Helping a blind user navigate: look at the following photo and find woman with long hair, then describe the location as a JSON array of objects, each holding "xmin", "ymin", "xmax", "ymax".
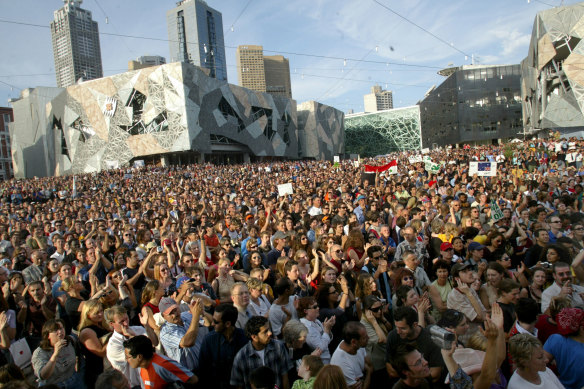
[
  {"xmin": 140, "ymin": 280, "xmax": 164, "ymax": 332},
  {"xmin": 212, "ymin": 258, "xmax": 249, "ymax": 303},
  {"xmin": 43, "ymin": 258, "xmax": 60, "ymax": 285},
  {"xmin": 479, "ymin": 262, "xmax": 508, "ymax": 310},
  {"xmin": 153, "ymin": 261, "xmax": 176, "ymax": 297},
  {"xmin": 354, "ymin": 273, "xmax": 382, "ymax": 319},
  {"xmin": 360, "ymin": 295, "xmax": 391, "ymax": 388},
  {"xmin": 313, "ymin": 365, "xmax": 348, "ymax": 389},
  {"xmin": 395, "ymin": 285, "xmax": 433, "ymax": 327},
  {"xmin": 31, "ymin": 319, "xmax": 82, "ymax": 388},
  {"xmin": 521, "ymin": 267, "xmax": 547, "ymax": 309},
  {"xmin": 60, "ymin": 275, "xmax": 86, "ymax": 332},
  {"xmin": 78, "ymin": 300, "xmax": 110, "ymax": 389},
  {"xmin": 343, "ymin": 229, "xmax": 367, "ymax": 271}
]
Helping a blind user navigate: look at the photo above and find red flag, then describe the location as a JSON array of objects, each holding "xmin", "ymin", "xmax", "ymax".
[{"xmin": 364, "ymin": 160, "xmax": 397, "ymax": 173}]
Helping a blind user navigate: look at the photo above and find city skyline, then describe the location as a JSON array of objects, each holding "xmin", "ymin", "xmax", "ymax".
[{"xmin": 0, "ymin": 0, "xmax": 577, "ymax": 112}]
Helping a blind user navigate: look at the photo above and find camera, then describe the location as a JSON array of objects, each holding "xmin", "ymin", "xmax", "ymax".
[
  {"xmin": 157, "ymin": 246, "xmax": 163, "ymax": 253},
  {"xmin": 428, "ymin": 325, "xmax": 456, "ymax": 350}
]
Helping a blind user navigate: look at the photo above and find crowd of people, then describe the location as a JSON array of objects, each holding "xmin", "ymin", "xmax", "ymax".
[{"xmin": 0, "ymin": 134, "xmax": 583, "ymax": 389}]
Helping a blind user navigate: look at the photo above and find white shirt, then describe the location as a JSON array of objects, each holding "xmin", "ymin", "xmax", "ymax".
[
  {"xmin": 541, "ymin": 282, "xmax": 584, "ymax": 313},
  {"xmin": 300, "ymin": 318, "xmax": 332, "ymax": 364},
  {"xmin": 106, "ymin": 327, "xmax": 147, "ymax": 389},
  {"xmin": 508, "ymin": 367, "xmax": 564, "ymax": 389},
  {"xmin": 330, "ymin": 344, "xmax": 366, "ymax": 386}
]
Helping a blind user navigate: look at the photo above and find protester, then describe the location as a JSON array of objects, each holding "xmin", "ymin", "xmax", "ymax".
[{"xmin": 3, "ymin": 137, "xmax": 584, "ymax": 389}]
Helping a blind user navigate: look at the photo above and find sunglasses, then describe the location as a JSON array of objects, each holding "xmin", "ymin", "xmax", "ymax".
[
  {"xmin": 369, "ymin": 305, "xmax": 382, "ymax": 313},
  {"xmin": 403, "ymin": 276, "xmax": 414, "ymax": 281}
]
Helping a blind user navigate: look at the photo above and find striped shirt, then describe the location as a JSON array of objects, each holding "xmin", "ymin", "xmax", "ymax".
[{"xmin": 230, "ymin": 339, "xmax": 292, "ymax": 389}]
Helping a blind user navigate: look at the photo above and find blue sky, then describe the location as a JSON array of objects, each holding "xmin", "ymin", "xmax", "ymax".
[{"xmin": 0, "ymin": 0, "xmax": 578, "ymax": 113}]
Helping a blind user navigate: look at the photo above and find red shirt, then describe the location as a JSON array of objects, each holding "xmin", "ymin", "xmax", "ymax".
[{"xmin": 140, "ymin": 354, "xmax": 192, "ymax": 389}]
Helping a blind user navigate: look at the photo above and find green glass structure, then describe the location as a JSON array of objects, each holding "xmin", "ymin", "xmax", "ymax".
[{"xmin": 345, "ymin": 106, "xmax": 421, "ymax": 156}]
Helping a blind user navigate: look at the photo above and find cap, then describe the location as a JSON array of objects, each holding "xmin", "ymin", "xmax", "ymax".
[
  {"xmin": 159, "ymin": 297, "xmax": 179, "ymax": 316},
  {"xmin": 272, "ymin": 231, "xmax": 288, "ymax": 240},
  {"xmin": 468, "ymin": 241, "xmax": 485, "ymax": 251},
  {"xmin": 451, "ymin": 262, "xmax": 472, "ymax": 277},
  {"xmin": 440, "ymin": 242, "xmax": 453, "ymax": 251},
  {"xmin": 354, "ymin": 194, "xmax": 366, "ymax": 204},
  {"xmin": 176, "ymin": 276, "xmax": 194, "ymax": 290},
  {"xmin": 421, "ymin": 197, "xmax": 431, "ymax": 203}
]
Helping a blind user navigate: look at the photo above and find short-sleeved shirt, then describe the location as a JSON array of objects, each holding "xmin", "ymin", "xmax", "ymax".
[
  {"xmin": 544, "ymin": 334, "xmax": 584, "ymax": 389},
  {"xmin": 159, "ymin": 311, "xmax": 208, "ymax": 371},
  {"xmin": 140, "ymin": 353, "xmax": 193, "ymax": 389},
  {"xmin": 330, "ymin": 343, "xmax": 367, "ymax": 386},
  {"xmin": 32, "ymin": 343, "xmax": 76, "ymax": 385}
]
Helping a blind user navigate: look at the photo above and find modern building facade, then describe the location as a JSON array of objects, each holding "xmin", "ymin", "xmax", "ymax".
[
  {"xmin": 10, "ymin": 63, "xmax": 343, "ymax": 177},
  {"xmin": 237, "ymin": 45, "xmax": 292, "ymax": 98},
  {"xmin": 9, "ymin": 87, "xmax": 64, "ymax": 178},
  {"xmin": 419, "ymin": 64, "xmax": 522, "ymax": 148},
  {"xmin": 297, "ymin": 101, "xmax": 344, "ymax": 160},
  {"xmin": 521, "ymin": 2, "xmax": 584, "ymax": 138},
  {"xmin": 0, "ymin": 107, "xmax": 13, "ymax": 180},
  {"xmin": 345, "ymin": 106, "xmax": 421, "ymax": 157},
  {"xmin": 50, "ymin": 0, "xmax": 103, "ymax": 88},
  {"xmin": 167, "ymin": 0, "xmax": 227, "ymax": 81},
  {"xmin": 364, "ymin": 85, "xmax": 393, "ymax": 112}
]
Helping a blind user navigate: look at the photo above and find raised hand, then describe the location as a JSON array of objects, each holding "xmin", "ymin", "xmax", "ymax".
[
  {"xmin": 138, "ymin": 312, "xmax": 149, "ymax": 327},
  {"xmin": 323, "ymin": 315, "xmax": 336, "ymax": 332},
  {"xmin": 0, "ymin": 312, "xmax": 8, "ymax": 330},
  {"xmin": 480, "ymin": 318, "xmax": 499, "ymax": 340},
  {"xmin": 311, "ymin": 347, "xmax": 323, "ymax": 357},
  {"xmin": 490, "ymin": 302, "xmax": 504, "ymax": 331},
  {"xmin": 364, "ymin": 310, "xmax": 376, "ymax": 323}
]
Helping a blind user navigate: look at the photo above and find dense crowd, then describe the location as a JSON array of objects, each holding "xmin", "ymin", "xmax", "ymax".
[{"xmin": 0, "ymin": 134, "xmax": 584, "ymax": 389}]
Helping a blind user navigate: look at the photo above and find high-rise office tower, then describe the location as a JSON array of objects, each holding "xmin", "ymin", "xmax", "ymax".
[
  {"xmin": 237, "ymin": 45, "xmax": 292, "ymax": 98},
  {"xmin": 364, "ymin": 85, "xmax": 393, "ymax": 112},
  {"xmin": 167, "ymin": 0, "xmax": 227, "ymax": 81},
  {"xmin": 50, "ymin": 0, "xmax": 103, "ymax": 88},
  {"xmin": 236, "ymin": 45, "xmax": 266, "ymax": 92}
]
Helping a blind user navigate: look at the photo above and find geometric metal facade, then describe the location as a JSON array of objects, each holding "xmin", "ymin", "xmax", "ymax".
[
  {"xmin": 297, "ymin": 101, "xmax": 344, "ymax": 160},
  {"xmin": 344, "ymin": 106, "xmax": 421, "ymax": 157},
  {"xmin": 521, "ymin": 2, "xmax": 584, "ymax": 136},
  {"xmin": 10, "ymin": 62, "xmax": 343, "ymax": 177}
]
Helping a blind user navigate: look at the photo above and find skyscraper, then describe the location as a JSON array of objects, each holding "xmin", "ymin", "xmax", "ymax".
[
  {"xmin": 236, "ymin": 45, "xmax": 266, "ymax": 92},
  {"xmin": 167, "ymin": 0, "xmax": 227, "ymax": 81},
  {"xmin": 364, "ymin": 85, "xmax": 393, "ymax": 112},
  {"xmin": 50, "ymin": 0, "xmax": 103, "ymax": 88},
  {"xmin": 237, "ymin": 45, "xmax": 292, "ymax": 98}
]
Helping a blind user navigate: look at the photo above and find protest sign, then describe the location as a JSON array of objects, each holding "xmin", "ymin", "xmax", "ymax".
[
  {"xmin": 277, "ymin": 183, "xmax": 293, "ymax": 197},
  {"xmin": 469, "ymin": 162, "xmax": 497, "ymax": 177}
]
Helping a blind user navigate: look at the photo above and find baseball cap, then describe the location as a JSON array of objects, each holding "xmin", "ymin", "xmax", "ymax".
[
  {"xmin": 272, "ymin": 231, "xmax": 287, "ymax": 240},
  {"xmin": 158, "ymin": 297, "xmax": 179, "ymax": 316},
  {"xmin": 440, "ymin": 242, "xmax": 453, "ymax": 251},
  {"xmin": 451, "ymin": 263, "xmax": 472, "ymax": 278},
  {"xmin": 468, "ymin": 241, "xmax": 485, "ymax": 251}
]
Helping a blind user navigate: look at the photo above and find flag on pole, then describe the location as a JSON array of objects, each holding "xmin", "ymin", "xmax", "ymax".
[
  {"xmin": 72, "ymin": 176, "xmax": 77, "ymax": 198},
  {"xmin": 364, "ymin": 160, "xmax": 397, "ymax": 174}
]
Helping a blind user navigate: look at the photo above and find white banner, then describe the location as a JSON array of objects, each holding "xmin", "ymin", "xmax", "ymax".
[
  {"xmin": 277, "ymin": 183, "xmax": 293, "ymax": 197},
  {"xmin": 408, "ymin": 155, "xmax": 423, "ymax": 163}
]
